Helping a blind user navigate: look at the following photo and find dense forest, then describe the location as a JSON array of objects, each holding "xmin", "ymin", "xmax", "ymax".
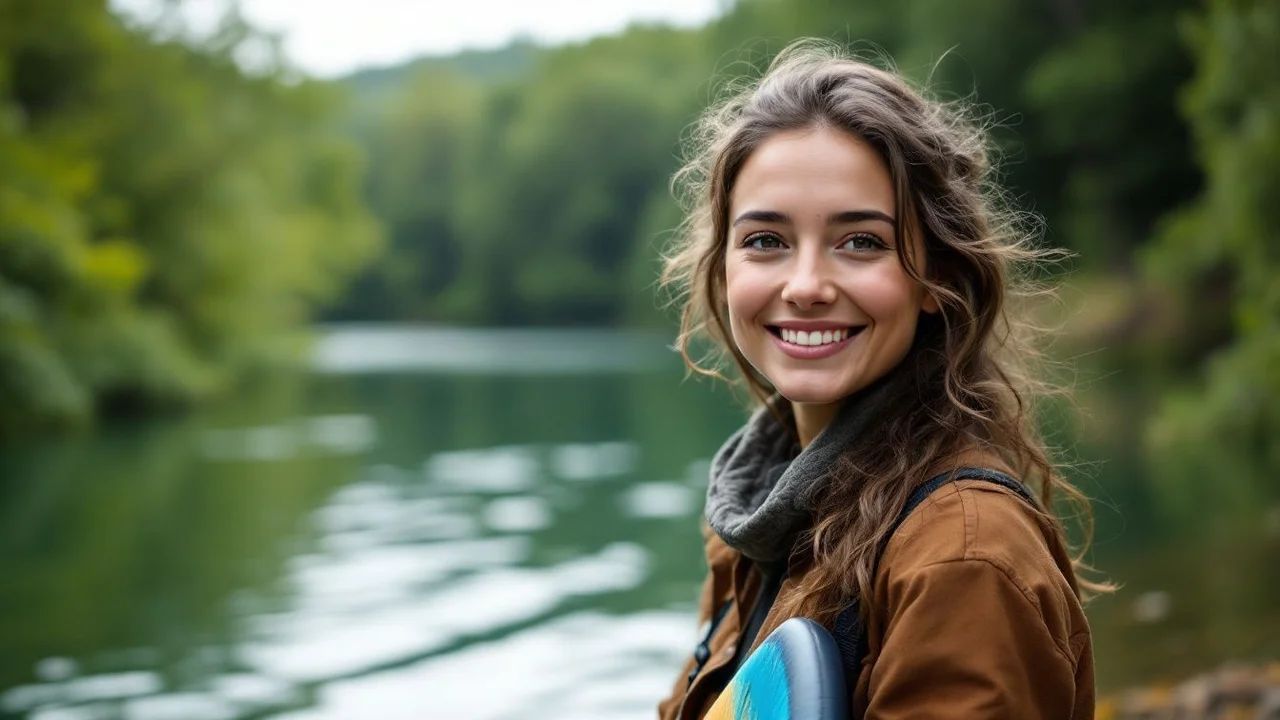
[
  {"xmin": 333, "ymin": 0, "xmax": 1204, "ymax": 326},
  {"xmin": 1, "ymin": 0, "xmax": 1276, "ymax": 486}
]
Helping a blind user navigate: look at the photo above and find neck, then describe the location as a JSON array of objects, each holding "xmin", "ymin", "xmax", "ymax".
[{"xmin": 793, "ymin": 400, "xmax": 842, "ymax": 448}]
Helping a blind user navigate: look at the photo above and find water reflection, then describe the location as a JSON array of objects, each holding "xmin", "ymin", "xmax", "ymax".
[
  {"xmin": 274, "ymin": 611, "xmax": 694, "ymax": 720},
  {"xmin": 312, "ymin": 325, "xmax": 669, "ymax": 375},
  {"xmin": 200, "ymin": 415, "xmax": 377, "ymax": 463},
  {"xmin": 1, "ymin": 328, "xmax": 1277, "ymax": 719},
  {"xmin": 621, "ymin": 482, "xmax": 697, "ymax": 519},
  {"xmin": 0, "ymin": 340, "xmax": 746, "ymax": 719},
  {"xmin": 2, "ymin": 424, "xmax": 698, "ymax": 718}
]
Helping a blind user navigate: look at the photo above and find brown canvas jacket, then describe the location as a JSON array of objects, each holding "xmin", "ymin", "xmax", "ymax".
[{"xmin": 657, "ymin": 477, "xmax": 1094, "ymax": 720}]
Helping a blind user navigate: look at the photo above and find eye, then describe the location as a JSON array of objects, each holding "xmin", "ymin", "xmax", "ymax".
[
  {"xmin": 839, "ymin": 232, "xmax": 887, "ymax": 251},
  {"xmin": 741, "ymin": 232, "xmax": 785, "ymax": 251}
]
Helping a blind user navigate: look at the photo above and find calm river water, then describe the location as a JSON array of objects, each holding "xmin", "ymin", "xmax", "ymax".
[{"xmin": 1, "ymin": 326, "xmax": 1277, "ymax": 719}]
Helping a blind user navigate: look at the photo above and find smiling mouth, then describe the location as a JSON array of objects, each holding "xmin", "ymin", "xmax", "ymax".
[{"xmin": 767, "ymin": 326, "xmax": 865, "ymax": 347}]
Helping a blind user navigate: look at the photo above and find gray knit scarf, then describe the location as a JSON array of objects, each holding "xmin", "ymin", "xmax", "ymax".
[{"xmin": 704, "ymin": 377, "xmax": 900, "ymax": 563}]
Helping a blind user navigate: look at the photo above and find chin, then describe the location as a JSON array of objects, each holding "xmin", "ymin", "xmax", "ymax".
[{"xmin": 771, "ymin": 378, "xmax": 854, "ymax": 406}]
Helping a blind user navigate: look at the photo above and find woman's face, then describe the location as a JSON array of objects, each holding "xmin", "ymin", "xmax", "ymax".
[{"xmin": 724, "ymin": 126, "xmax": 938, "ymax": 408}]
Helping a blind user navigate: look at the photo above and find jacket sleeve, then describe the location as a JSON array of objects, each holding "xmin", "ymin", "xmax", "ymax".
[{"xmin": 863, "ymin": 557, "xmax": 1079, "ymax": 720}]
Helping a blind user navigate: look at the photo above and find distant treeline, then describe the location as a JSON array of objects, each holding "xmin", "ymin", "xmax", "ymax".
[
  {"xmin": 1, "ymin": 0, "xmax": 1275, "ymax": 476},
  {"xmin": 334, "ymin": 0, "xmax": 1206, "ymax": 326}
]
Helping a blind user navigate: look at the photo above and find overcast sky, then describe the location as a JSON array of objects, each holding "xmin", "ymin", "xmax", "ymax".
[{"xmin": 112, "ymin": 0, "xmax": 727, "ymax": 77}]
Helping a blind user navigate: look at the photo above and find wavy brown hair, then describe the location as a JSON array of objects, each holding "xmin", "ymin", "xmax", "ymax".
[{"xmin": 661, "ymin": 40, "xmax": 1109, "ymax": 624}]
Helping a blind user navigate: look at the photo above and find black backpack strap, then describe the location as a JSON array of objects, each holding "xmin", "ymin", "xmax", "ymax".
[
  {"xmin": 686, "ymin": 598, "xmax": 734, "ymax": 687},
  {"xmin": 832, "ymin": 467, "xmax": 1037, "ymax": 691},
  {"xmin": 831, "ymin": 596, "xmax": 866, "ymax": 689}
]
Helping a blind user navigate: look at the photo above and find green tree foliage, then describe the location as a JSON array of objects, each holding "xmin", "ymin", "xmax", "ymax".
[
  {"xmin": 0, "ymin": 1, "xmax": 381, "ymax": 440},
  {"xmin": 336, "ymin": 0, "xmax": 1209, "ymax": 326},
  {"xmin": 338, "ymin": 26, "xmax": 710, "ymax": 325},
  {"xmin": 1023, "ymin": 0, "xmax": 1201, "ymax": 272},
  {"xmin": 338, "ymin": 69, "xmax": 483, "ymax": 320},
  {"xmin": 1141, "ymin": 0, "xmax": 1279, "ymax": 490}
]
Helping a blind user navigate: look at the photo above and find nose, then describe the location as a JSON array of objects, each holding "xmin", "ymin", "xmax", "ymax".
[{"xmin": 780, "ymin": 247, "xmax": 837, "ymax": 309}]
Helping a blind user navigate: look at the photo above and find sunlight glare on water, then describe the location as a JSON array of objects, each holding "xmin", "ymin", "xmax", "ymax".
[
  {"xmin": 272, "ymin": 611, "xmax": 695, "ymax": 720},
  {"xmin": 233, "ymin": 441, "xmax": 662, "ymax": 690}
]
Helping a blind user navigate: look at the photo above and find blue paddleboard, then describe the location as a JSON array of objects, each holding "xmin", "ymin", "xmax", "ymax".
[{"xmin": 704, "ymin": 617, "xmax": 850, "ymax": 720}]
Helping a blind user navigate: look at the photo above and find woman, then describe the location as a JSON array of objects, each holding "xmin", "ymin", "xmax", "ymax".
[{"xmin": 656, "ymin": 41, "xmax": 1107, "ymax": 719}]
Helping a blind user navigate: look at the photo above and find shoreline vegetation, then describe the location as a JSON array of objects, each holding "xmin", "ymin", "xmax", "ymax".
[{"xmin": 1101, "ymin": 660, "xmax": 1280, "ymax": 720}]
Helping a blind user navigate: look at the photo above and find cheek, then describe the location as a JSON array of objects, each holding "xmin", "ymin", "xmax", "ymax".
[
  {"xmin": 723, "ymin": 266, "xmax": 774, "ymax": 361},
  {"xmin": 855, "ymin": 265, "xmax": 927, "ymax": 321},
  {"xmin": 724, "ymin": 265, "xmax": 767, "ymax": 322}
]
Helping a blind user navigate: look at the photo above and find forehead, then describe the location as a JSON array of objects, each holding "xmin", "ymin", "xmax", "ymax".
[{"xmin": 730, "ymin": 127, "xmax": 896, "ymax": 217}]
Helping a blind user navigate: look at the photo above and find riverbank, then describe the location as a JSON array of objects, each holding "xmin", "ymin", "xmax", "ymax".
[{"xmin": 1099, "ymin": 661, "xmax": 1280, "ymax": 719}]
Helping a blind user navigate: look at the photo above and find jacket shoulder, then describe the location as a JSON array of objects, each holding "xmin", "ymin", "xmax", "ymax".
[
  {"xmin": 876, "ymin": 478, "xmax": 1087, "ymax": 662},
  {"xmin": 884, "ymin": 477, "xmax": 1053, "ymax": 569}
]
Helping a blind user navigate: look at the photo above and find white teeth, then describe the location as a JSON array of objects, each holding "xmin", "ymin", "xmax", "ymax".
[{"xmin": 779, "ymin": 328, "xmax": 849, "ymax": 347}]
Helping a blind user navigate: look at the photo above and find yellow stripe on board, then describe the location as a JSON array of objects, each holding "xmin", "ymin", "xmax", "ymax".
[{"xmin": 705, "ymin": 684, "xmax": 737, "ymax": 720}]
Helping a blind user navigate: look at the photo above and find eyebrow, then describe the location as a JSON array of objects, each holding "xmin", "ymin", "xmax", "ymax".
[{"xmin": 731, "ymin": 209, "xmax": 897, "ymax": 228}]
